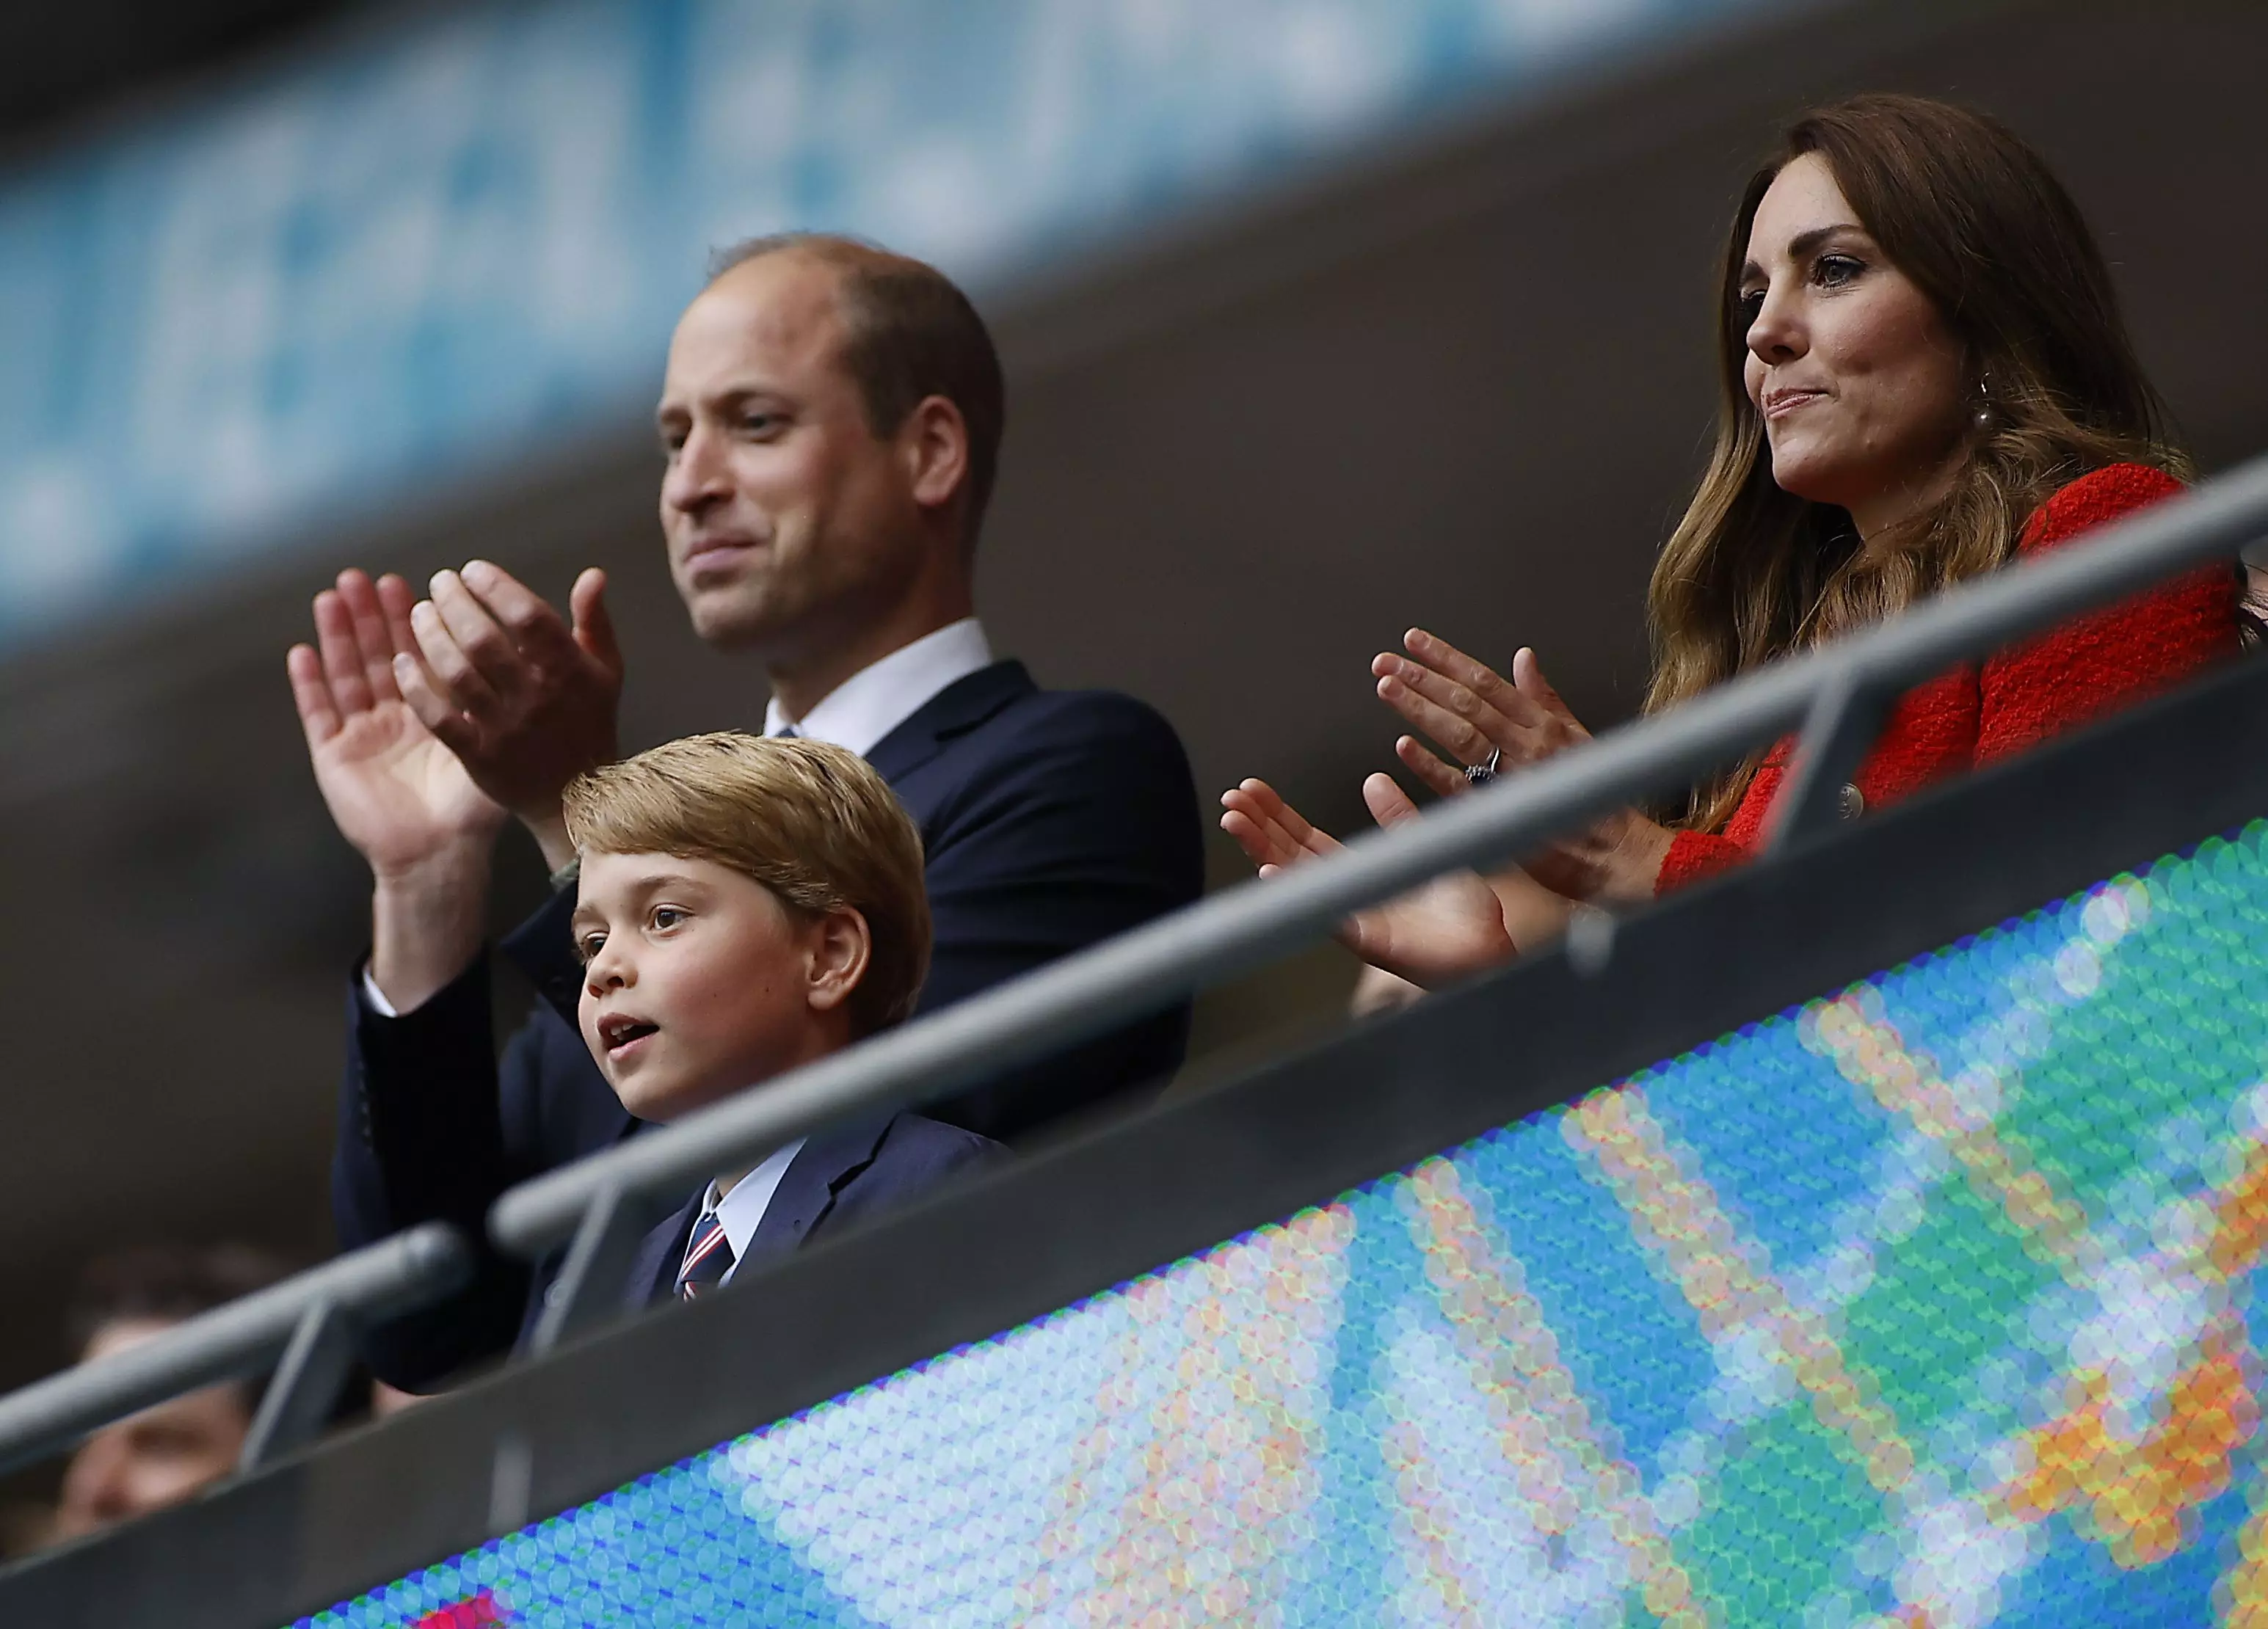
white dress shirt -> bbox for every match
[362,618,995,1018]
[688,1136,808,1286]
[763,616,994,754]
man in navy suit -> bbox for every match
[289,236,1199,1387]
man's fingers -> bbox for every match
[286,644,342,746]
[335,569,402,701]
[569,567,622,677]
[459,559,585,676]
[313,588,377,715]
[410,597,504,713]
[376,574,420,663]
[428,570,531,701]
[1395,737,1470,801]
[393,652,482,759]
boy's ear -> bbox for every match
[804,906,871,1016]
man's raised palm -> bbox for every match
[288,570,506,879]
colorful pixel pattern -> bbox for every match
[303,819,2268,1628]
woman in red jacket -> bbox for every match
[1223,95,2242,991]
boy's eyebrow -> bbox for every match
[571,866,713,922]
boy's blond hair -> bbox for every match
[561,732,930,1034]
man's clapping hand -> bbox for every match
[388,560,624,871]
[288,569,507,878]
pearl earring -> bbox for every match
[1974,372,1994,431]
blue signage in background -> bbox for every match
[0,0,1790,649]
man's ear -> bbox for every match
[804,906,872,1016]
[900,396,970,518]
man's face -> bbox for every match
[655,253,927,656]
[52,1320,250,1541]
[573,851,850,1122]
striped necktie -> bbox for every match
[675,1209,734,1300]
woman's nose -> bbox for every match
[1746,283,1805,364]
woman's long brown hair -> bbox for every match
[1648,94,2185,832]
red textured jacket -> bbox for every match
[1655,462,2237,894]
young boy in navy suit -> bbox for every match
[561,731,1001,1310]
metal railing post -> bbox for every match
[238,1300,357,1472]
[0,1223,470,1479]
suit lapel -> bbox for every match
[622,1192,702,1312]
[863,660,1035,787]
[741,1117,898,1269]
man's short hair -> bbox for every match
[67,1244,293,1409]
[562,732,931,1035]
[66,1245,291,1357]
[708,233,1006,546]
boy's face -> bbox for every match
[571,850,864,1122]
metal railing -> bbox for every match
[1,452,2263,1472]
[494,452,2268,1344]
[0,1225,469,1480]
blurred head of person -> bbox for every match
[50,1245,288,1543]
[1649,92,2187,829]
[565,732,931,1124]
[653,234,1006,679]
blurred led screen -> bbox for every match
[303,819,2268,1627]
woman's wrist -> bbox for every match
[1567,810,1676,908]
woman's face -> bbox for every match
[1740,153,1971,539]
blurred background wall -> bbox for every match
[2,0,2265,1410]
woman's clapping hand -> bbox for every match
[1219,774,1516,989]
[1373,632,1671,905]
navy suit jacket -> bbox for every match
[336,661,1201,1388]
[603,1114,1005,1327]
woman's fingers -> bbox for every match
[1373,635,1550,759]
[1511,647,1586,736]
[1373,668,1517,767]
[1218,806,1284,870]
[1233,779,1337,855]
[1361,772,1422,828]
[1395,736,1470,801]
[1220,780,1342,872]
[1402,628,1518,696]
[1220,788,1301,871]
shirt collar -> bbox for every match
[762,618,993,757]
[698,1136,809,1268]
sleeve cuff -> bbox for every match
[1654,830,1749,896]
